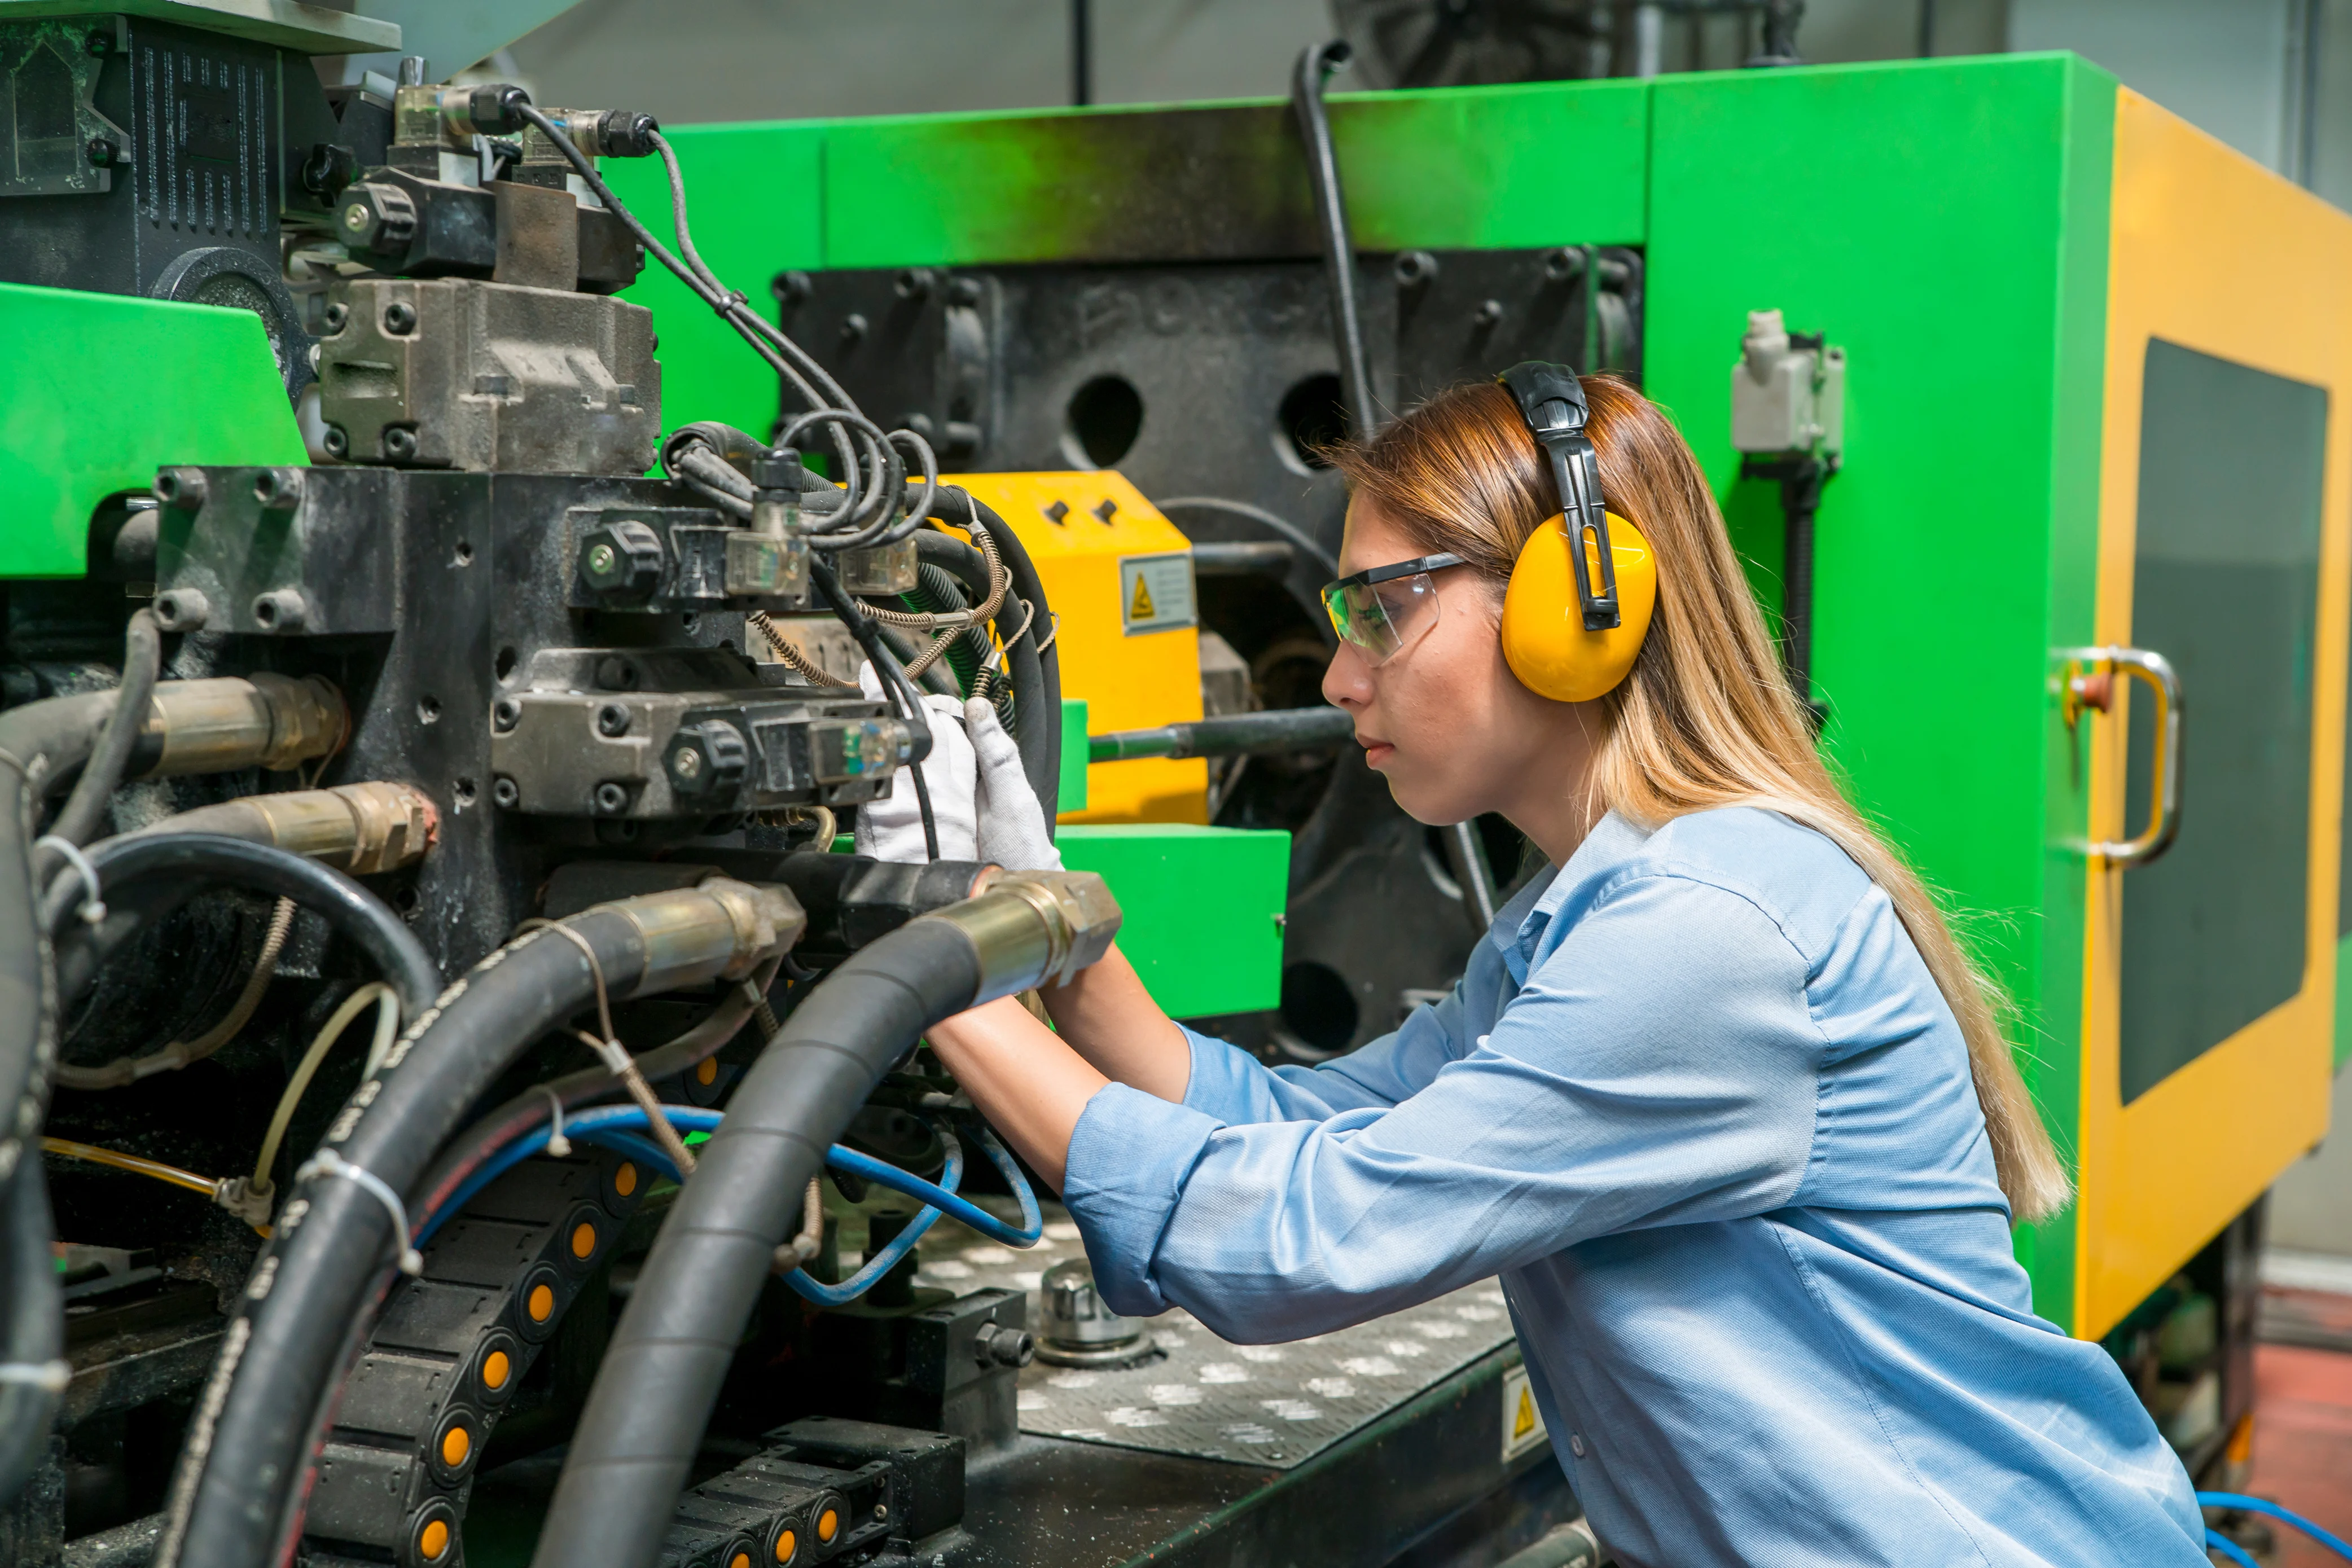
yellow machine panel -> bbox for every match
[2074,90,2352,1336]
[944,471,1209,824]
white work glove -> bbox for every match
[853,665,977,863]
[966,697,1062,872]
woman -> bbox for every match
[923,374,2207,1566]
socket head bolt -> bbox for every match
[321,425,349,459]
[492,776,520,809]
[593,781,630,814]
[153,467,207,510]
[151,588,209,632]
[666,721,748,796]
[946,275,984,308]
[491,697,521,732]
[381,301,418,335]
[253,468,303,508]
[321,301,348,333]
[1394,249,1439,287]
[595,703,631,737]
[251,590,308,632]
[1542,246,1584,284]
[336,182,416,254]
[771,270,812,305]
[382,426,420,462]
[577,520,664,599]
[1473,297,1507,327]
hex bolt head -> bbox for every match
[770,269,812,305]
[1394,249,1439,287]
[1542,246,1585,284]
[153,467,207,510]
[595,703,631,737]
[593,781,630,814]
[492,775,520,809]
[973,1323,1035,1368]
[576,520,664,600]
[383,427,419,462]
[251,590,307,631]
[491,697,521,732]
[151,588,209,631]
[322,425,349,459]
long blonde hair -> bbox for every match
[1333,377,2071,1223]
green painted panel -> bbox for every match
[1645,54,2114,1328]
[603,121,827,443]
[0,282,304,579]
[1056,823,1288,1020]
[1059,699,1089,812]
[819,80,1646,271]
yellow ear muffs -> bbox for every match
[1499,510,1657,702]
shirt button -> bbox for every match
[1569,1434,1586,1458]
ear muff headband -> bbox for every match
[1495,362,1655,701]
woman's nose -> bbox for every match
[1323,641,1373,708]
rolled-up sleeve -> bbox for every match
[1062,873,1827,1337]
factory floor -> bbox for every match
[2247,1285,2352,1565]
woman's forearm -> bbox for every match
[1036,943,1192,1103]
[924,996,1107,1188]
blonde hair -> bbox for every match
[1333,377,2071,1223]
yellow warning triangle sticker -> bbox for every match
[1512,1387,1538,1442]
[1130,573,1157,622]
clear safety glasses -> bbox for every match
[1320,552,1466,665]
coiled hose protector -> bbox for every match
[157,912,651,1568]
[527,916,988,1568]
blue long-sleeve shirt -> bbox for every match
[1061,807,2205,1568]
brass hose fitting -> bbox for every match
[141,674,346,778]
[122,782,436,875]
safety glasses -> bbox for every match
[1320,553,1466,665]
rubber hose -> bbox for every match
[41,835,438,1022]
[33,610,161,878]
[901,563,989,693]
[0,1159,61,1506]
[928,497,1058,825]
[526,917,988,1568]
[156,912,657,1568]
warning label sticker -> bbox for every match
[1119,551,1197,636]
[1501,1361,1548,1461]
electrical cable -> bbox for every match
[1292,39,1376,441]
[31,609,160,883]
[58,895,299,1091]
[246,983,398,1206]
[0,1161,63,1506]
[811,558,936,766]
[923,490,1060,824]
[2197,1494,2352,1563]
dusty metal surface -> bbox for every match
[914,1209,1515,1470]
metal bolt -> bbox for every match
[322,301,348,332]
[85,29,107,55]
[946,275,982,307]
[594,656,637,691]
[1542,247,1584,284]
[1394,249,1438,287]
[670,745,701,779]
[85,137,112,167]
[840,312,868,344]
[771,269,811,305]
[491,697,520,732]
[1473,298,1506,327]
[894,266,936,300]
[383,427,419,462]
[321,425,349,459]
[251,590,307,631]
[582,542,617,580]
[153,467,207,510]
[593,781,629,814]
[253,468,302,507]
[492,776,520,809]
[873,1504,888,1521]
[595,704,631,737]
[151,589,209,631]
[383,301,417,334]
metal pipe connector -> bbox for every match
[924,871,1121,1003]
[122,783,436,875]
[141,674,346,778]
[613,877,807,994]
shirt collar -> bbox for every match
[1489,811,1652,983]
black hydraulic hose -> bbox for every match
[32,609,160,881]
[811,559,934,766]
[159,882,787,1568]
[527,917,991,1568]
[41,835,438,1022]
[1292,39,1375,441]
[0,1159,62,1507]
[928,494,1059,826]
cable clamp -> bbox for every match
[297,1148,423,1275]
[34,836,104,924]
[0,1360,69,1394]
[542,1087,571,1158]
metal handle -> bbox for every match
[2062,645,2183,867]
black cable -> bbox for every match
[526,916,993,1568]
[907,752,942,862]
[1292,40,1376,441]
[1157,495,1341,580]
[155,907,682,1568]
[33,609,160,880]
[43,834,439,1022]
